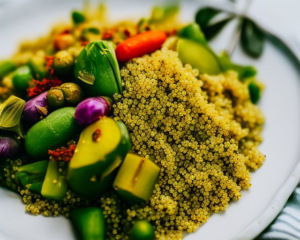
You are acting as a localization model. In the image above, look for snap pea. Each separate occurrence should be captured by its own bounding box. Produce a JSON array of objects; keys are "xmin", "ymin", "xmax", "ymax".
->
[{"xmin": 25, "ymin": 107, "xmax": 79, "ymax": 159}]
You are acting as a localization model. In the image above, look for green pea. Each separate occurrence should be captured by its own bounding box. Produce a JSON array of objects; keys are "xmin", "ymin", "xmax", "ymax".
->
[
  {"xmin": 47, "ymin": 87, "xmax": 65, "ymax": 108},
  {"xmin": 25, "ymin": 107, "xmax": 79, "ymax": 159},
  {"xmin": 60, "ymin": 83, "xmax": 84, "ymax": 105},
  {"xmin": 129, "ymin": 220, "xmax": 155, "ymax": 240},
  {"xmin": 53, "ymin": 51, "xmax": 74, "ymax": 75},
  {"xmin": 12, "ymin": 66, "xmax": 33, "ymax": 91}
]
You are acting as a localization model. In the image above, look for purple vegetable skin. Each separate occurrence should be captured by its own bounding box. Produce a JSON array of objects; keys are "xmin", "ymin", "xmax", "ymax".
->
[
  {"xmin": 23, "ymin": 91, "xmax": 49, "ymax": 125},
  {"xmin": 74, "ymin": 97, "xmax": 111, "ymax": 126},
  {"xmin": 0, "ymin": 136, "xmax": 19, "ymax": 158}
]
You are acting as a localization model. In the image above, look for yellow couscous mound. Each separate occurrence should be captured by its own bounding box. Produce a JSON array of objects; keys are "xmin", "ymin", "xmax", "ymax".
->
[{"xmin": 102, "ymin": 48, "xmax": 265, "ymax": 239}]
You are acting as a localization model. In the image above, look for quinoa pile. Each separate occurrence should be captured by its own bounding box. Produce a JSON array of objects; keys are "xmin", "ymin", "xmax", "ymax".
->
[
  {"xmin": 110, "ymin": 48, "xmax": 265, "ymax": 239},
  {"xmin": 1, "ymin": 48, "xmax": 265, "ymax": 240}
]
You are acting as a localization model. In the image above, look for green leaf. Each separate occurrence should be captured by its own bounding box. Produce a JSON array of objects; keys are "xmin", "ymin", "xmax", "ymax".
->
[
  {"xmin": 219, "ymin": 51, "xmax": 257, "ymax": 80},
  {"xmin": 203, "ymin": 17, "xmax": 234, "ymax": 41},
  {"xmin": 195, "ymin": 7, "xmax": 221, "ymax": 28},
  {"xmin": 72, "ymin": 11, "xmax": 85, "ymax": 24},
  {"xmin": 241, "ymin": 18, "xmax": 265, "ymax": 58},
  {"xmin": 0, "ymin": 95, "xmax": 25, "ymax": 137}
]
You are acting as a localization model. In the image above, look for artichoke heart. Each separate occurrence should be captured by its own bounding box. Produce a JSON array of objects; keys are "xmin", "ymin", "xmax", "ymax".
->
[{"xmin": 74, "ymin": 41, "xmax": 122, "ymax": 99}]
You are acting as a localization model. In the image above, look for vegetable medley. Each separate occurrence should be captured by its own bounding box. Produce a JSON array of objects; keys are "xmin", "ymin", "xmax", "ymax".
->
[{"xmin": 0, "ymin": 4, "xmax": 265, "ymax": 240}]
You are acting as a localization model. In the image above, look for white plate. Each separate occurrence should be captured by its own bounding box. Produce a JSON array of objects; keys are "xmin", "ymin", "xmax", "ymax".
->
[{"xmin": 1, "ymin": 0, "xmax": 300, "ymax": 240}]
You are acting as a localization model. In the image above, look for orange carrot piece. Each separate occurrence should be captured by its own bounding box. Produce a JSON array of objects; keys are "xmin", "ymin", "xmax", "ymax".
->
[{"xmin": 116, "ymin": 30, "xmax": 167, "ymax": 62}]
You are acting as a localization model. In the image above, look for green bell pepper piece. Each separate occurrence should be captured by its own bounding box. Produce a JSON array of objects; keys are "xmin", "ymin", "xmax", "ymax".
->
[
  {"xmin": 74, "ymin": 40, "xmax": 122, "ymax": 99},
  {"xmin": 70, "ymin": 207, "xmax": 105, "ymax": 240},
  {"xmin": 0, "ymin": 60, "xmax": 16, "ymax": 79},
  {"xmin": 67, "ymin": 118, "xmax": 131, "ymax": 198},
  {"xmin": 113, "ymin": 153, "xmax": 160, "ymax": 203},
  {"xmin": 16, "ymin": 160, "xmax": 48, "ymax": 194},
  {"xmin": 41, "ymin": 160, "xmax": 67, "ymax": 201}
]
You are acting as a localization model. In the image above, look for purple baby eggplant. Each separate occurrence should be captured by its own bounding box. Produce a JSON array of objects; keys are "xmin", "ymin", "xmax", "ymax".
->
[
  {"xmin": 74, "ymin": 97, "xmax": 111, "ymax": 126},
  {"xmin": 0, "ymin": 135, "xmax": 20, "ymax": 158},
  {"xmin": 23, "ymin": 91, "xmax": 48, "ymax": 125}
]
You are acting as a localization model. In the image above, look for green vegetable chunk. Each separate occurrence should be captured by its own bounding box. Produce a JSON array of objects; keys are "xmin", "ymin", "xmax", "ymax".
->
[
  {"xmin": 0, "ymin": 60, "xmax": 16, "ymax": 79},
  {"xmin": 16, "ymin": 160, "xmax": 48, "ymax": 194},
  {"xmin": 129, "ymin": 220, "xmax": 155, "ymax": 240},
  {"xmin": 25, "ymin": 107, "xmax": 79, "ymax": 159},
  {"xmin": 0, "ymin": 95, "xmax": 25, "ymax": 137},
  {"xmin": 70, "ymin": 207, "xmax": 105, "ymax": 240},
  {"xmin": 177, "ymin": 23, "xmax": 207, "ymax": 44},
  {"xmin": 74, "ymin": 40, "xmax": 122, "ymax": 99},
  {"xmin": 177, "ymin": 38, "xmax": 221, "ymax": 75},
  {"xmin": 113, "ymin": 153, "xmax": 160, "ymax": 203},
  {"xmin": 72, "ymin": 11, "xmax": 86, "ymax": 24},
  {"xmin": 41, "ymin": 160, "xmax": 67, "ymax": 201},
  {"xmin": 12, "ymin": 66, "xmax": 33, "ymax": 91},
  {"xmin": 248, "ymin": 80, "xmax": 261, "ymax": 104},
  {"xmin": 218, "ymin": 52, "xmax": 257, "ymax": 81},
  {"xmin": 67, "ymin": 118, "xmax": 131, "ymax": 198}
]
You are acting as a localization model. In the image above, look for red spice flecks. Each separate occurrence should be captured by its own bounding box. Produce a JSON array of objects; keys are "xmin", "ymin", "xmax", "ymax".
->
[
  {"xmin": 48, "ymin": 143, "xmax": 76, "ymax": 162},
  {"xmin": 124, "ymin": 29, "xmax": 131, "ymax": 37},
  {"xmin": 167, "ymin": 29, "xmax": 177, "ymax": 37},
  {"xmin": 92, "ymin": 129, "xmax": 102, "ymax": 142},
  {"xmin": 59, "ymin": 29, "xmax": 71, "ymax": 35},
  {"xmin": 45, "ymin": 56, "xmax": 54, "ymax": 72},
  {"xmin": 102, "ymin": 31, "xmax": 113, "ymax": 40},
  {"xmin": 27, "ymin": 78, "xmax": 63, "ymax": 98},
  {"xmin": 81, "ymin": 41, "xmax": 89, "ymax": 46}
]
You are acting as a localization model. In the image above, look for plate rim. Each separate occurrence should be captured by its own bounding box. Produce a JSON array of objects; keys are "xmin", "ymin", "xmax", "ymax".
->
[{"xmin": 1, "ymin": 1, "xmax": 300, "ymax": 240}]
